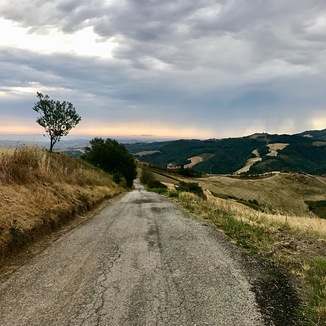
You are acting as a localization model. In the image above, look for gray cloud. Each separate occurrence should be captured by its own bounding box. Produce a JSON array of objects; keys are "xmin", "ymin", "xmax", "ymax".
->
[{"xmin": 0, "ymin": 0, "xmax": 326, "ymax": 138}]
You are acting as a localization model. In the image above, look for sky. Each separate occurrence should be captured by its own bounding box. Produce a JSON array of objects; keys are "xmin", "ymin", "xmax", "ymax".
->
[{"xmin": 0, "ymin": 0, "xmax": 326, "ymax": 140}]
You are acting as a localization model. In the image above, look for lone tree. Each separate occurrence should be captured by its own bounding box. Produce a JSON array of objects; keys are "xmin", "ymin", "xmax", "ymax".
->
[{"xmin": 32, "ymin": 92, "xmax": 81, "ymax": 152}]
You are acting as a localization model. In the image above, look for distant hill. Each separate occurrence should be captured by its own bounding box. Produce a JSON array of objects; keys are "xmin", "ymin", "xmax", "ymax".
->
[
  {"xmin": 296, "ymin": 129, "xmax": 326, "ymax": 141},
  {"xmin": 0, "ymin": 138, "xmax": 90, "ymax": 150},
  {"xmin": 126, "ymin": 129, "xmax": 326, "ymax": 175}
]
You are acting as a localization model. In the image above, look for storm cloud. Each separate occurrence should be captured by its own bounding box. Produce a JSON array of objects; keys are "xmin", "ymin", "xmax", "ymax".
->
[{"xmin": 0, "ymin": 0, "xmax": 325, "ymax": 138}]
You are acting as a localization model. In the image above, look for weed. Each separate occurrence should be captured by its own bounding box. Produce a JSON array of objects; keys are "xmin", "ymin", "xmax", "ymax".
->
[
  {"xmin": 151, "ymin": 187, "xmax": 168, "ymax": 195},
  {"xmin": 168, "ymin": 190, "xmax": 179, "ymax": 198},
  {"xmin": 304, "ymin": 258, "xmax": 326, "ymax": 324}
]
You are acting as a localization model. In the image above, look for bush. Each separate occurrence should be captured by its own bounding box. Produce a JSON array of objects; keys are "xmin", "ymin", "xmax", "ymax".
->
[
  {"xmin": 140, "ymin": 169, "xmax": 154, "ymax": 185},
  {"xmin": 177, "ymin": 181, "xmax": 206, "ymax": 199},
  {"xmin": 82, "ymin": 138, "xmax": 137, "ymax": 188},
  {"xmin": 147, "ymin": 179, "xmax": 167, "ymax": 189},
  {"xmin": 168, "ymin": 190, "xmax": 179, "ymax": 198}
]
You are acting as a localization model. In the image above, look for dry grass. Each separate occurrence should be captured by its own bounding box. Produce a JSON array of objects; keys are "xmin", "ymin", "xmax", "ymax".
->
[
  {"xmin": 204, "ymin": 190, "xmax": 326, "ymax": 239},
  {"xmin": 0, "ymin": 148, "xmax": 16, "ymax": 155},
  {"xmin": 235, "ymin": 149, "xmax": 262, "ymax": 174},
  {"xmin": 135, "ymin": 150, "xmax": 161, "ymax": 156},
  {"xmin": 266, "ymin": 143, "xmax": 289, "ymax": 156},
  {"xmin": 199, "ymin": 173, "xmax": 326, "ymax": 217},
  {"xmin": 0, "ymin": 146, "xmax": 123, "ymax": 262},
  {"xmin": 184, "ymin": 156, "xmax": 203, "ymax": 169}
]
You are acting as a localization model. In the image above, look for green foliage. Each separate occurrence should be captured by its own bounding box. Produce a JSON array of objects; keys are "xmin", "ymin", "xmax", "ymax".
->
[
  {"xmin": 250, "ymin": 136, "xmax": 326, "ymax": 175},
  {"xmin": 168, "ymin": 190, "xmax": 179, "ymax": 198},
  {"xmin": 306, "ymin": 201, "xmax": 326, "ymax": 219},
  {"xmin": 127, "ymin": 133, "xmax": 326, "ymax": 175},
  {"xmin": 140, "ymin": 169, "xmax": 154, "ymax": 185},
  {"xmin": 32, "ymin": 92, "xmax": 81, "ymax": 152},
  {"xmin": 177, "ymin": 181, "xmax": 206, "ymax": 198},
  {"xmin": 178, "ymin": 166, "xmax": 203, "ymax": 177},
  {"xmin": 147, "ymin": 179, "xmax": 167, "ymax": 189},
  {"xmin": 151, "ymin": 187, "xmax": 168, "ymax": 194},
  {"xmin": 82, "ymin": 138, "xmax": 137, "ymax": 188}
]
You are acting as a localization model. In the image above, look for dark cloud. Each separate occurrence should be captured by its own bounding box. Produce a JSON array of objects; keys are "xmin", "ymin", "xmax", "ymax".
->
[{"xmin": 0, "ymin": 0, "xmax": 326, "ymax": 137}]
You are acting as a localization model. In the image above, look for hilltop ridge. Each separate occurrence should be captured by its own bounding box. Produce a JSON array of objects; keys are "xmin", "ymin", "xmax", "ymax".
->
[{"xmin": 126, "ymin": 129, "xmax": 326, "ymax": 175}]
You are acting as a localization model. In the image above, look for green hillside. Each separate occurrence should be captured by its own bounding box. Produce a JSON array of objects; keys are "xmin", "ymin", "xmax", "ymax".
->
[
  {"xmin": 296, "ymin": 129, "xmax": 326, "ymax": 140},
  {"xmin": 126, "ymin": 130, "xmax": 326, "ymax": 175}
]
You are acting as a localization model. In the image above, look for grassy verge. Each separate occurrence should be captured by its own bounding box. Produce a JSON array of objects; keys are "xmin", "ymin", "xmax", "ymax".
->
[
  {"xmin": 162, "ymin": 188, "xmax": 326, "ymax": 325},
  {"xmin": 0, "ymin": 146, "xmax": 124, "ymax": 263}
]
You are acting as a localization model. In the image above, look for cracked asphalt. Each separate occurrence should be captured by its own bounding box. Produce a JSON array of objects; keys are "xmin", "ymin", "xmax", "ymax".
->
[{"xmin": 0, "ymin": 181, "xmax": 264, "ymax": 325}]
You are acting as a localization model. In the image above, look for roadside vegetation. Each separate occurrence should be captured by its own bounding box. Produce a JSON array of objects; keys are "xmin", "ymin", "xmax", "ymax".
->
[
  {"xmin": 140, "ymin": 167, "xmax": 326, "ymax": 325},
  {"xmin": 0, "ymin": 146, "xmax": 125, "ymax": 264}
]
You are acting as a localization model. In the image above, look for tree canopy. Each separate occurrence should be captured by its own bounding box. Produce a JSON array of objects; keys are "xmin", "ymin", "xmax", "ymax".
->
[
  {"xmin": 82, "ymin": 138, "xmax": 137, "ymax": 188},
  {"xmin": 32, "ymin": 92, "xmax": 81, "ymax": 152}
]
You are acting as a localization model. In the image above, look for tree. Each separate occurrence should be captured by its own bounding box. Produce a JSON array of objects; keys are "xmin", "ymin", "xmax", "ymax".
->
[
  {"xmin": 82, "ymin": 138, "xmax": 137, "ymax": 188},
  {"xmin": 32, "ymin": 92, "xmax": 81, "ymax": 152}
]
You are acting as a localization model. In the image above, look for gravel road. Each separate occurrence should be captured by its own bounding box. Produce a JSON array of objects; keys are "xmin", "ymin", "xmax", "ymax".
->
[{"xmin": 0, "ymin": 181, "xmax": 264, "ymax": 325}]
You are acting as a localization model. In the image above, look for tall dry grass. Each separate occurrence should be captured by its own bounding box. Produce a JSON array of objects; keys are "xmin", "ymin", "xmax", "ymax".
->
[
  {"xmin": 204, "ymin": 190, "xmax": 326, "ymax": 238},
  {"xmin": 0, "ymin": 146, "xmax": 123, "ymax": 262},
  {"xmin": 0, "ymin": 146, "xmax": 113, "ymax": 186}
]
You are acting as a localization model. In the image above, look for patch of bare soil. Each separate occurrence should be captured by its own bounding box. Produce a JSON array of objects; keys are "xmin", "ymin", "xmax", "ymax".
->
[
  {"xmin": 266, "ymin": 143, "xmax": 289, "ymax": 156},
  {"xmin": 236, "ymin": 149, "xmax": 262, "ymax": 174},
  {"xmin": 184, "ymin": 156, "xmax": 203, "ymax": 169}
]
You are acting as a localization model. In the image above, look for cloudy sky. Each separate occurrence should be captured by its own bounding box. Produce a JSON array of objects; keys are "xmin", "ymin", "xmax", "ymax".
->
[{"xmin": 0, "ymin": 0, "xmax": 325, "ymax": 140}]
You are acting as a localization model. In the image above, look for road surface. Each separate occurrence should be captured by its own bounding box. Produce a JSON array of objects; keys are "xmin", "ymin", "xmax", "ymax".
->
[{"xmin": 0, "ymin": 181, "xmax": 264, "ymax": 325}]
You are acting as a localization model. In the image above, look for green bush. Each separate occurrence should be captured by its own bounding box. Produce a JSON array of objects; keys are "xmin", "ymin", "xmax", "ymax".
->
[
  {"xmin": 82, "ymin": 138, "xmax": 137, "ymax": 188},
  {"xmin": 147, "ymin": 179, "xmax": 167, "ymax": 189},
  {"xmin": 177, "ymin": 181, "xmax": 206, "ymax": 199},
  {"xmin": 140, "ymin": 169, "xmax": 154, "ymax": 185},
  {"xmin": 168, "ymin": 190, "xmax": 179, "ymax": 198}
]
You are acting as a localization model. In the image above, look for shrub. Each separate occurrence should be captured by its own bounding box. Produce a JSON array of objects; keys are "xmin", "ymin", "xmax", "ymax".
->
[
  {"xmin": 147, "ymin": 179, "xmax": 167, "ymax": 189},
  {"xmin": 82, "ymin": 138, "xmax": 137, "ymax": 188},
  {"xmin": 177, "ymin": 181, "xmax": 206, "ymax": 199},
  {"xmin": 168, "ymin": 190, "xmax": 179, "ymax": 198},
  {"xmin": 140, "ymin": 169, "xmax": 154, "ymax": 185}
]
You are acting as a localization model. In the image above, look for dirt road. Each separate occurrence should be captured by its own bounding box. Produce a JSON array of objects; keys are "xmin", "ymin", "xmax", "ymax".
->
[{"xmin": 0, "ymin": 181, "xmax": 264, "ymax": 325}]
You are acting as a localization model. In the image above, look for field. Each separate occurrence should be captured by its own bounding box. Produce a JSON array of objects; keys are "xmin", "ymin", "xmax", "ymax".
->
[{"xmin": 199, "ymin": 173, "xmax": 326, "ymax": 217}]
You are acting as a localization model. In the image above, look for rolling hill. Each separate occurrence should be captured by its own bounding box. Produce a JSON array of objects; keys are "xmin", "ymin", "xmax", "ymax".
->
[{"xmin": 126, "ymin": 129, "xmax": 326, "ymax": 175}]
